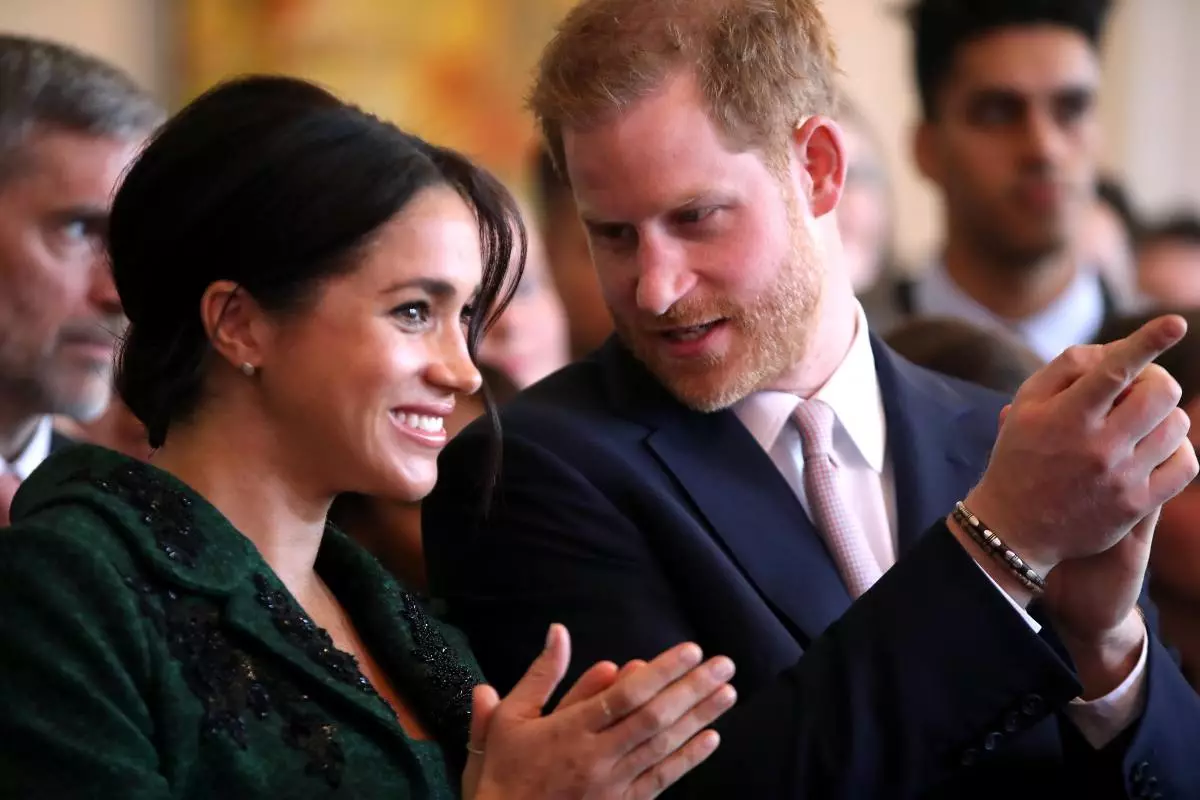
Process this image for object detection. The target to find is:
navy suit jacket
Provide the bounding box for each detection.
[424,336,1200,799]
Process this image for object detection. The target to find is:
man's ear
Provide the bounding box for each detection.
[788,116,847,218]
[198,280,271,374]
[913,120,942,186]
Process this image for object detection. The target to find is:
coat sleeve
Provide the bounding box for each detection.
[0,525,171,799]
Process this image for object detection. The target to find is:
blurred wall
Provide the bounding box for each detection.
[0,0,1193,271]
[0,0,170,99]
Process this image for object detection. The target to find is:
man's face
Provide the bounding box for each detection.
[562,72,824,411]
[918,26,1102,266]
[0,128,140,422]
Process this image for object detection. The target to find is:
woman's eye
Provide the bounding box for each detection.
[392,302,431,327]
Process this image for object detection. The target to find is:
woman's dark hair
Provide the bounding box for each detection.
[109,75,523,449]
[886,316,1044,395]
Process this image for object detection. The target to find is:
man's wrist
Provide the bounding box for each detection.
[946,511,1037,609]
[961,485,1059,578]
[1059,608,1147,701]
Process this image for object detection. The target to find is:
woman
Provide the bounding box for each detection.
[0,76,736,798]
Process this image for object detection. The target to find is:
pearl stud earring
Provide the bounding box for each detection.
[240,362,256,376]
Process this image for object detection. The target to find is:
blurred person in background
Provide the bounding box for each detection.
[836,94,895,297]
[0,75,734,798]
[1136,212,1200,308]
[0,35,162,524]
[1097,309,1200,692]
[1077,174,1142,309]
[531,146,613,358]
[331,364,518,593]
[885,316,1044,394]
[477,200,570,388]
[897,0,1132,361]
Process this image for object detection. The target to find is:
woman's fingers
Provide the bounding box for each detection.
[501,624,572,720]
[602,655,735,755]
[627,730,722,800]
[580,643,704,731]
[557,660,620,710]
[614,682,736,782]
[461,684,501,798]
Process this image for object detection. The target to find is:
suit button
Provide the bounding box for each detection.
[1003,712,1021,733]
[1020,694,1044,716]
[983,732,1003,751]
[961,748,980,767]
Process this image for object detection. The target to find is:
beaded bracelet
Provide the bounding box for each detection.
[952,501,1047,593]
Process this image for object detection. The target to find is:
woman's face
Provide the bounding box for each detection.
[479,228,570,388]
[257,186,483,502]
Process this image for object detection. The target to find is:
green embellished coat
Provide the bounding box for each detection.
[0,445,483,798]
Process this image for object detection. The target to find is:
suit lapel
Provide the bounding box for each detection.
[601,341,853,644]
[872,339,1004,556]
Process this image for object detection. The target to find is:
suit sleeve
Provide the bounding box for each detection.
[0,526,170,799]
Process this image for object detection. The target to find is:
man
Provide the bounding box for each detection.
[424,0,1200,797]
[891,0,1129,360]
[1136,213,1200,307]
[0,35,162,525]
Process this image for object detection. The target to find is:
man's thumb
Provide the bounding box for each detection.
[502,623,571,718]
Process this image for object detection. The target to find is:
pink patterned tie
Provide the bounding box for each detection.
[793,399,883,598]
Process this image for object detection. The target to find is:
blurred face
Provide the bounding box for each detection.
[479,225,570,388]
[837,122,890,293]
[562,72,822,411]
[1153,396,1200,602]
[1138,240,1200,307]
[919,27,1101,265]
[543,196,613,357]
[257,186,483,502]
[0,129,139,423]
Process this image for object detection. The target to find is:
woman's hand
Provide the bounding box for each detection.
[462,624,736,799]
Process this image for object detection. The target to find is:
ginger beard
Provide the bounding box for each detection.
[615,194,824,412]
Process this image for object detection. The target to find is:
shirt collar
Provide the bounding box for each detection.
[1,416,52,480]
[733,303,886,473]
[914,260,1106,362]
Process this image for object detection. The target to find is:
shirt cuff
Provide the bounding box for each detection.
[974,560,1041,633]
[1064,618,1150,749]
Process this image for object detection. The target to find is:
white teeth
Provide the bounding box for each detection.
[671,324,712,341]
[394,412,445,434]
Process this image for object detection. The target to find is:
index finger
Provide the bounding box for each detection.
[1065,315,1186,412]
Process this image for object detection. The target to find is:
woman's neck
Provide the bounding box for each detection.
[150,408,330,596]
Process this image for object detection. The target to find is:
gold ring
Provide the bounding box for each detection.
[600,698,613,722]
[466,743,485,756]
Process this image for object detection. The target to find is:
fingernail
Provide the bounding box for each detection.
[718,685,737,707]
[680,643,703,665]
[545,624,557,650]
[711,657,735,681]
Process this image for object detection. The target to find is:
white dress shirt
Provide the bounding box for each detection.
[0,416,52,480]
[911,260,1107,362]
[733,303,1146,749]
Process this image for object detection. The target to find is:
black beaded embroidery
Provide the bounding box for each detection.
[88,464,202,567]
[124,574,346,787]
[397,590,477,748]
[92,463,350,786]
[253,572,388,704]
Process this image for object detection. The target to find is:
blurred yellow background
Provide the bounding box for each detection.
[180,0,577,196]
